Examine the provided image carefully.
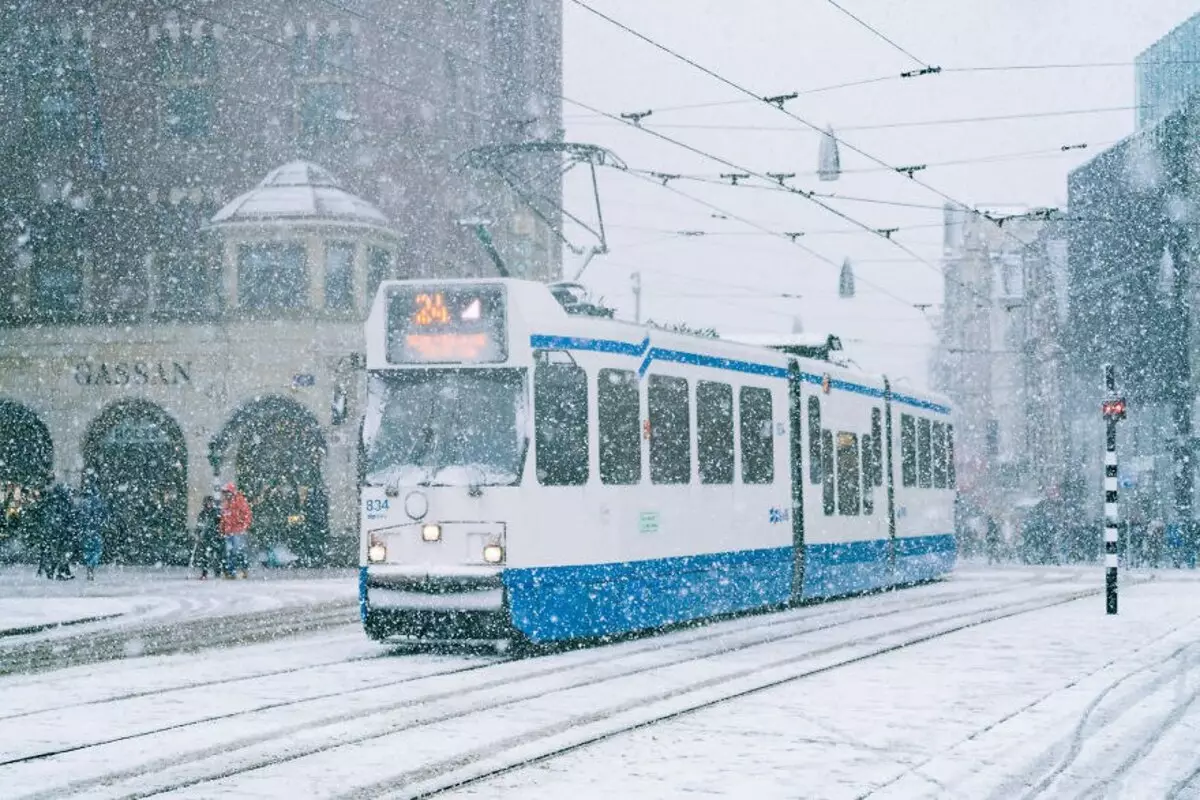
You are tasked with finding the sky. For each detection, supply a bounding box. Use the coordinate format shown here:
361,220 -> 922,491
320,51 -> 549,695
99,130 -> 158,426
559,0 -> 1200,389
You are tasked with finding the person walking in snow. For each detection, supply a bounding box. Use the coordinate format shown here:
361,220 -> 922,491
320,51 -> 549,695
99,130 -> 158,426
75,478 -> 107,581
37,482 -> 76,580
1147,518 -> 1165,569
985,517 -> 1002,565
193,495 -> 223,579
219,483 -> 253,579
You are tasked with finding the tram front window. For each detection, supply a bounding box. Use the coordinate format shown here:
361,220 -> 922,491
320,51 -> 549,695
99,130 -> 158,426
364,369 -> 527,488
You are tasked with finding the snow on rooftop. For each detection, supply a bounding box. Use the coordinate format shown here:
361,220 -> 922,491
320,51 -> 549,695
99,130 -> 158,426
208,160 -> 391,229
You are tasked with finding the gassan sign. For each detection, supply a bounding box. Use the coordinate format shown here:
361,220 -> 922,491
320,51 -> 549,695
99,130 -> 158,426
74,361 -> 192,387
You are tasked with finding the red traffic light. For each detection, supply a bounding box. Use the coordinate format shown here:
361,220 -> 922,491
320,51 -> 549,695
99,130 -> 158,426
1102,398 -> 1127,420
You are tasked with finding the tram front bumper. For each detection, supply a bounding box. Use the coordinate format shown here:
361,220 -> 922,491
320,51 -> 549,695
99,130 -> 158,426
363,565 -> 511,639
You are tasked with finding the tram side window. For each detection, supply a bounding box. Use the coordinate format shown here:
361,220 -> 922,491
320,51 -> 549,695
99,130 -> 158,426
947,424 -> 957,488
649,375 -> 691,484
917,417 -> 932,488
821,429 -> 835,515
870,408 -> 883,487
931,422 -> 948,488
900,414 -> 916,487
534,362 -> 589,486
861,435 -> 874,515
807,397 -> 821,484
598,368 -> 641,485
836,432 -> 861,515
697,381 -> 734,484
740,387 -> 774,484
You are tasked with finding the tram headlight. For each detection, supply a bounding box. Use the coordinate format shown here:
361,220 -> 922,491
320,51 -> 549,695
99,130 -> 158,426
421,523 -> 442,542
367,537 -> 387,563
482,543 -> 504,564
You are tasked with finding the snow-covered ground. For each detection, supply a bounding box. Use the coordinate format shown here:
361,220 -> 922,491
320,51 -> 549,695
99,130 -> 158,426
0,565 -> 358,632
8,566 -> 1197,798
0,566 -> 359,675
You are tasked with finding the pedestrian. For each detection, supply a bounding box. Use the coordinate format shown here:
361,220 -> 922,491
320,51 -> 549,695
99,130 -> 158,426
219,482 -> 253,579
1167,522 -> 1184,568
985,517 -> 1002,565
75,478 -> 107,581
193,495 -> 223,579
1147,519 -> 1165,569
37,482 -> 76,580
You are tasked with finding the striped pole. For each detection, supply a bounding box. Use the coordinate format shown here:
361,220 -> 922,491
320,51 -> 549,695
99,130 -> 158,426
1103,364 -> 1121,615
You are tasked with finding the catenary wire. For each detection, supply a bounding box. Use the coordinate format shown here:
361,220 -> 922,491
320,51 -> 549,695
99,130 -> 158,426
823,0 -> 930,68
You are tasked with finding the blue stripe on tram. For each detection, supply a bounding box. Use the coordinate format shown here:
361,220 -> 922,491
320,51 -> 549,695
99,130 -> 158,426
503,534 -> 957,642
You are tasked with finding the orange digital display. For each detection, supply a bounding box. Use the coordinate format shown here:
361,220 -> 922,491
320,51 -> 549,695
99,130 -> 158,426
413,293 -> 452,326
387,284 -> 507,364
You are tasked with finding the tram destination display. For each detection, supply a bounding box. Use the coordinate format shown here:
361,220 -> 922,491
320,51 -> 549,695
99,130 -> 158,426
386,284 -> 507,364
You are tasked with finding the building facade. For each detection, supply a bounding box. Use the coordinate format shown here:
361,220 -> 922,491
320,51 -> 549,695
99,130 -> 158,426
1065,96 -> 1200,531
0,1 -> 563,564
935,205 -> 1059,550
1136,11 -> 1200,129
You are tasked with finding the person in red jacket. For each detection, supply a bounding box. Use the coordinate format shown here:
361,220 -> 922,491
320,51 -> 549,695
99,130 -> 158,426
219,483 -> 253,579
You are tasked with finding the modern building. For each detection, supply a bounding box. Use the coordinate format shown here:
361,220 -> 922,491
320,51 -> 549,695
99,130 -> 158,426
1065,95 -> 1200,531
0,1 -> 563,564
1135,11 -> 1200,129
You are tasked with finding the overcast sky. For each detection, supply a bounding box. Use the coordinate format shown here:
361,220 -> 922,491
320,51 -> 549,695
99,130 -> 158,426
559,0 -> 1200,388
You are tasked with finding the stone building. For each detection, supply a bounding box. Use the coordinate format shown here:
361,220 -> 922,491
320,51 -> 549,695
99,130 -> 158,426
934,205 -> 1051,546
0,1 -> 563,564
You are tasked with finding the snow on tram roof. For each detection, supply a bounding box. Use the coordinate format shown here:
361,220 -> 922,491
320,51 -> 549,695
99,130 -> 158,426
723,332 -> 842,350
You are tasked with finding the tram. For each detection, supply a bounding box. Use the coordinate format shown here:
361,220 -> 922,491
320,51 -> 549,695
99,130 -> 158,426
359,279 -> 955,644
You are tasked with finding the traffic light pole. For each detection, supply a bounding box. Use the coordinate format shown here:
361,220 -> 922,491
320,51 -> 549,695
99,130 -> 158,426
1102,364 -> 1124,615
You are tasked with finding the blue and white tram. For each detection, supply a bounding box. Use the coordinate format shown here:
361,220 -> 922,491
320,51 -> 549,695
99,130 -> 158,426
358,279 -> 956,644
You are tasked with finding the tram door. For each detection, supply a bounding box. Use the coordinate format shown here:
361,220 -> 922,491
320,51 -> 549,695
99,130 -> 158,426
787,363 -> 807,601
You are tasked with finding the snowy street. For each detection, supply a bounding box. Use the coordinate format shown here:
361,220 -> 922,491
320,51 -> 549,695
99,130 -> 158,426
0,567 -> 359,675
4,566 -> 1199,798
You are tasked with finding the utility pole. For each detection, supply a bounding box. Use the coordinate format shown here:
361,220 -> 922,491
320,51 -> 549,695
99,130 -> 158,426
631,271 -> 642,324
1101,364 -> 1126,615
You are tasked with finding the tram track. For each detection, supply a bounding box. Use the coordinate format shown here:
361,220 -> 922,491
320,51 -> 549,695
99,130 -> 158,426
2,577 -> 1100,799
0,600 -> 358,677
0,575 -> 1054,770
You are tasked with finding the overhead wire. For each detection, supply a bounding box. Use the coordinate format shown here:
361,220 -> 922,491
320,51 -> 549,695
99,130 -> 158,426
823,0 -> 930,68
565,104 -> 1144,132
308,0 -> 976,309
566,0 -> 1061,260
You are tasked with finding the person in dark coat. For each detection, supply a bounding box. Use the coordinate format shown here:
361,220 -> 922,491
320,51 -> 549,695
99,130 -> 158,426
76,480 -> 107,581
38,483 -> 76,580
985,517 -> 1002,565
193,495 -> 223,579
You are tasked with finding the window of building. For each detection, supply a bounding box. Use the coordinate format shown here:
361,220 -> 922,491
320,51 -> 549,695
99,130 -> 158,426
985,419 -> 1000,457
740,387 -> 774,484
292,29 -> 355,142
534,361 -> 589,486
648,375 -> 690,484
39,91 -> 82,146
325,241 -> 355,309
696,381 -> 734,484
822,429 -> 835,515
900,414 -> 916,487
807,396 -> 821,484
947,425 -> 957,488
870,408 -> 883,487
158,33 -> 217,138
366,247 -> 393,304
598,368 -> 640,485
917,417 -> 932,488
836,432 -> 861,516
29,206 -> 85,316
237,243 -> 307,311
861,436 -> 874,516
932,422 -> 948,489
159,250 -> 213,316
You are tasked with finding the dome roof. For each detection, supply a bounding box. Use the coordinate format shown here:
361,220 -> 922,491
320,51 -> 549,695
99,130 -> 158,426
209,161 -> 391,229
